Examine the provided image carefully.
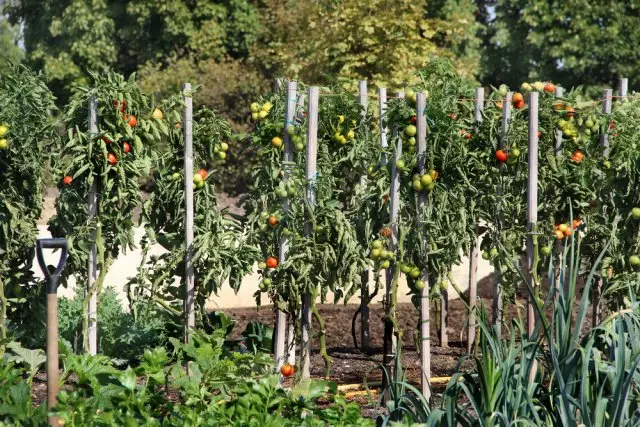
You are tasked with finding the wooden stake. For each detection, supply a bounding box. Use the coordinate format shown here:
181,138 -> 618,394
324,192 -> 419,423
358,80 -> 371,352
416,92 -> 431,399
526,91 -> 539,358
619,78 -> 628,101
183,83 -> 195,343
87,95 -> 98,355
301,86 -> 319,380
275,80 -> 298,372
467,87 -> 484,353
493,92 -> 512,337
382,91 -> 404,395
554,87 -> 564,297
594,88 -> 612,325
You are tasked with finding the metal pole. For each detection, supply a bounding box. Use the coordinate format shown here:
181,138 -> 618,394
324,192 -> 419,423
301,87 -> 319,380
276,80 -> 297,373
87,95 -> 98,355
416,92 -> 431,399
467,87 -> 484,353
36,238 -> 68,427
183,83 -> 195,343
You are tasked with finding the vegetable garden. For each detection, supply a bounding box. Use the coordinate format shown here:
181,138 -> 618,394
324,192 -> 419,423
1,59 -> 640,425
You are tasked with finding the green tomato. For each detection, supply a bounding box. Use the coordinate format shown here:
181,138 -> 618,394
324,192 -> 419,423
171,172 -> 180,181
414,280 -> 426,291
498,84 -> 508,97
489,248 -> 498,258
630,255 -> 640,267
511,148 -> 521,157
220,142 -> 229,152
295,142 -> 305,152
407,137 -> 416,146
371,240 -> 383,249
540,246 -> 552,256
632,207 -> 640,220
585,119 -> 594,129
404,125 -> 417,137
401,264 -> 411,274
481,251 -> 490,260
396,159 -> 406,170
410,268 -> 421,279
370,248 -> 382,260
412,179 -> 423,191
380,260 -> 391,269
287,126 -> 297,136
420,174 -> 433,187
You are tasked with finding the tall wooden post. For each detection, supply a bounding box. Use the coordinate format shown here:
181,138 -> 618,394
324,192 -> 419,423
526,90 -> 539,342
358,80 -> 371,351
382,91 -> 404,394
553,86 -> 564,296
275,81 -> 298,372
183,83 -> 195,343
593,88 -> 612,325
87,95 -> 98,355
416,92 -> 431,399
467,87 -> 484,352
619,78 -> 628,100
493,92 -> 511,336
301,87 -> 319,379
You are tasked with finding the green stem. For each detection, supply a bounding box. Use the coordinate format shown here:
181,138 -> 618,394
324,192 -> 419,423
311,287 -> 331,377
0,274 -> 6,356
82,222 -> 113,353
447,271 -> 469,306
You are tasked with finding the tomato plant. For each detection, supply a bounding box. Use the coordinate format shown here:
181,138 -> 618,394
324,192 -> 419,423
49,71 -> 167,352
243,84 -> 367,375
0,65 -> 58,351
128,88 -> 257,327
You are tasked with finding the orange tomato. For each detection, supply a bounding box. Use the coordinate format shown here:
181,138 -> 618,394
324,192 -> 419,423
280,363 -> 294,377
380,227 -> 392,238
544,82 -> 555,93
554,230 -> 565,240
268,215 -> 279,227
563,228 -> 572,237
514,99 -> 526,109
512,92 -> 524,103
266,256 -> 278,269
63,176 -> 73,186
573,219 -> 582,229
565,106 -> 576,118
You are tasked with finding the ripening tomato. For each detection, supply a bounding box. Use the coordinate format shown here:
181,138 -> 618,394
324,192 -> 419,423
554,230 -> 565,240
380,227 -> 392,238
266,256 -> 278,269
268,215 -> 279,227
565,106 -> 576,118
563,228 -> 572,237
512,92 -> 524,103
107,153 -> 118,165
513,100 -> 526,109
572,218 -> 582,229
101,135 -> 111,144
495,149 -> 508,163
125,115 -> 137,127
197,169 -> 208,180
409,116 -> 417,124
280,363 -> 294,377
496,101 -> 503,110
63,176 -> 73,186
123,142 -> 131,153
558,224 -> 569,233
544,82 -> 555,93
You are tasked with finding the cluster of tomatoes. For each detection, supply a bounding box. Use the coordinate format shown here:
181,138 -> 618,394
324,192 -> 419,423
0,124 -> 9,150
250,101 -> 273,122
192,168 -> 208,188
258,256 -> 279,291
369,239 -> 394,270
494,146 -> 522,165
553,219 -> 582,240
398,262 -> 426,291
399,124 -> 417,152
570,150 -> 585,163
258,211 -> 280,232
213,141 -> 229,161
411,168 -> 438,192
331,115 -> 356,145
502,81 -> 556,110
287,125 -> 307,152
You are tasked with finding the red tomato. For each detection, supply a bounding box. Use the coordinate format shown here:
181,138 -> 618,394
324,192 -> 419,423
123,142 -> 131,153
544,82 -> 555,93
113,100 -> 127,113
125,115 -> 137,127
512,92 -> 524,103
101,135 -> 111,144
537,131 -> 541,138
495,149 -> 508,163
107,153 -> 118,165
409,116 -> 417,124
197,169 -> 208,179
266,256 -> 278,269
280,363 -> 294,377
63,176 -> 73,186
268,215 -> 278,227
